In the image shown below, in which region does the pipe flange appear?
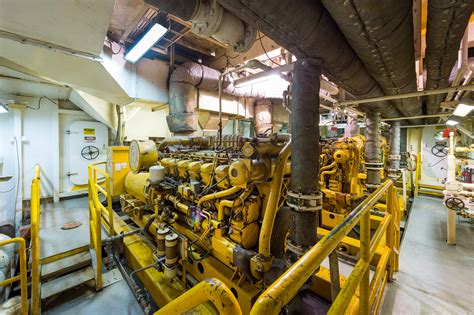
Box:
[366,162,384,171]
[191,0,224,37]
[388,155,401,161]
[287,191,322,212]
[285,238,308,257]
[366,183,381,189]
[233,24,257,53]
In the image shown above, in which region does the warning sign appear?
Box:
[84,128,96,142]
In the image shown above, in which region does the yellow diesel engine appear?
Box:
[119,135,291,313]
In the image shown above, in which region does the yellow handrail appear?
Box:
[0,238,28,315]
[250,179,400,315]
[30,165,41,314]
[88,162,114,290]
[155,278,242,315]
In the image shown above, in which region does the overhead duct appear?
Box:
[321,0,423,125]
[215,0,402,119]
[144,0,256,52]
[425,0,473,120]
[168,62,283,134]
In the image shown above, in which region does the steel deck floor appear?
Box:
[40,196,142,314]
[381,196,474,314]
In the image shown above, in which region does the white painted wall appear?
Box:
[0,95,58,227]
[124,107,171,141]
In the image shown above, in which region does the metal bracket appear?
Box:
[287,191,322,212]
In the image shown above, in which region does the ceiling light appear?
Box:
[234,63,293,88]
[125,23,167,63]
[446,119,459,126]
[453,103,473,117]
[0,103,8,114]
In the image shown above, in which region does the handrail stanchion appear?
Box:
[30,165,41,314]
[0,238,28,315]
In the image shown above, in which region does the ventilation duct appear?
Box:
[321,0,423,125]
[145,0,256,52]
[168,62,284,134]
[215,0,402,119]
[425,0,473,120]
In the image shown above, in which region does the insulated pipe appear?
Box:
[365,111,382,187]
[425,0,473,121]
[217,0,402,119]
[145,0,256,53]
[168,62,288,134]
[286,59,321,261]
[389,122,401,172]
[321,0,423,124]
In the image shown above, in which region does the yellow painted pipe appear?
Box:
[250,180,392,315]
[258,140,291,258]
[320,167,337,186]
[166,195,189,215]
[197,186,241,207]
[320,161,337,172]
[154,278,242,315]
[216,188,253,237]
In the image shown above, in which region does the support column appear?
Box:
[388,121,401,179]
[365,111,382,189]
[286,58,322,263]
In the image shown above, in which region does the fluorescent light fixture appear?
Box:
[0,103,8,114]
[453,103,473,117]
[446,119,459,126]
[234,63,293,87]
[125,23,167,63]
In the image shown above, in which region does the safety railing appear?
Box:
[0,238,28,315]
[30,165,41,314]
[251,179,400,315]
[88,162,114,290]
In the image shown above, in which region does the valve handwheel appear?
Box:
[431,143,447,157]
[444,197,465,212]
[81,145,100,160]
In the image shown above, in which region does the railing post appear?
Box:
[386,185,395,281]
[359,209,371,315]
[105,176,114,236]
[30,169,41,315]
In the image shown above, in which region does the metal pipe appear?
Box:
[155,278,242,315]
[365,111,382,186]
[286,58,321,262]
[321,0,423,123]
[425,0,473,119]
[197,186,241,207]
[258,140,291,258]
[389,121,401,176]
[217,0,402,119]
[382,113,450,121]
[336,84,474,106]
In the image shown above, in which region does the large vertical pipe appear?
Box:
[286,58,321,262]
[388,121,401,178]
[365,111,382,187]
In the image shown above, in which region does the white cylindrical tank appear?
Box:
[149,165,165,185]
